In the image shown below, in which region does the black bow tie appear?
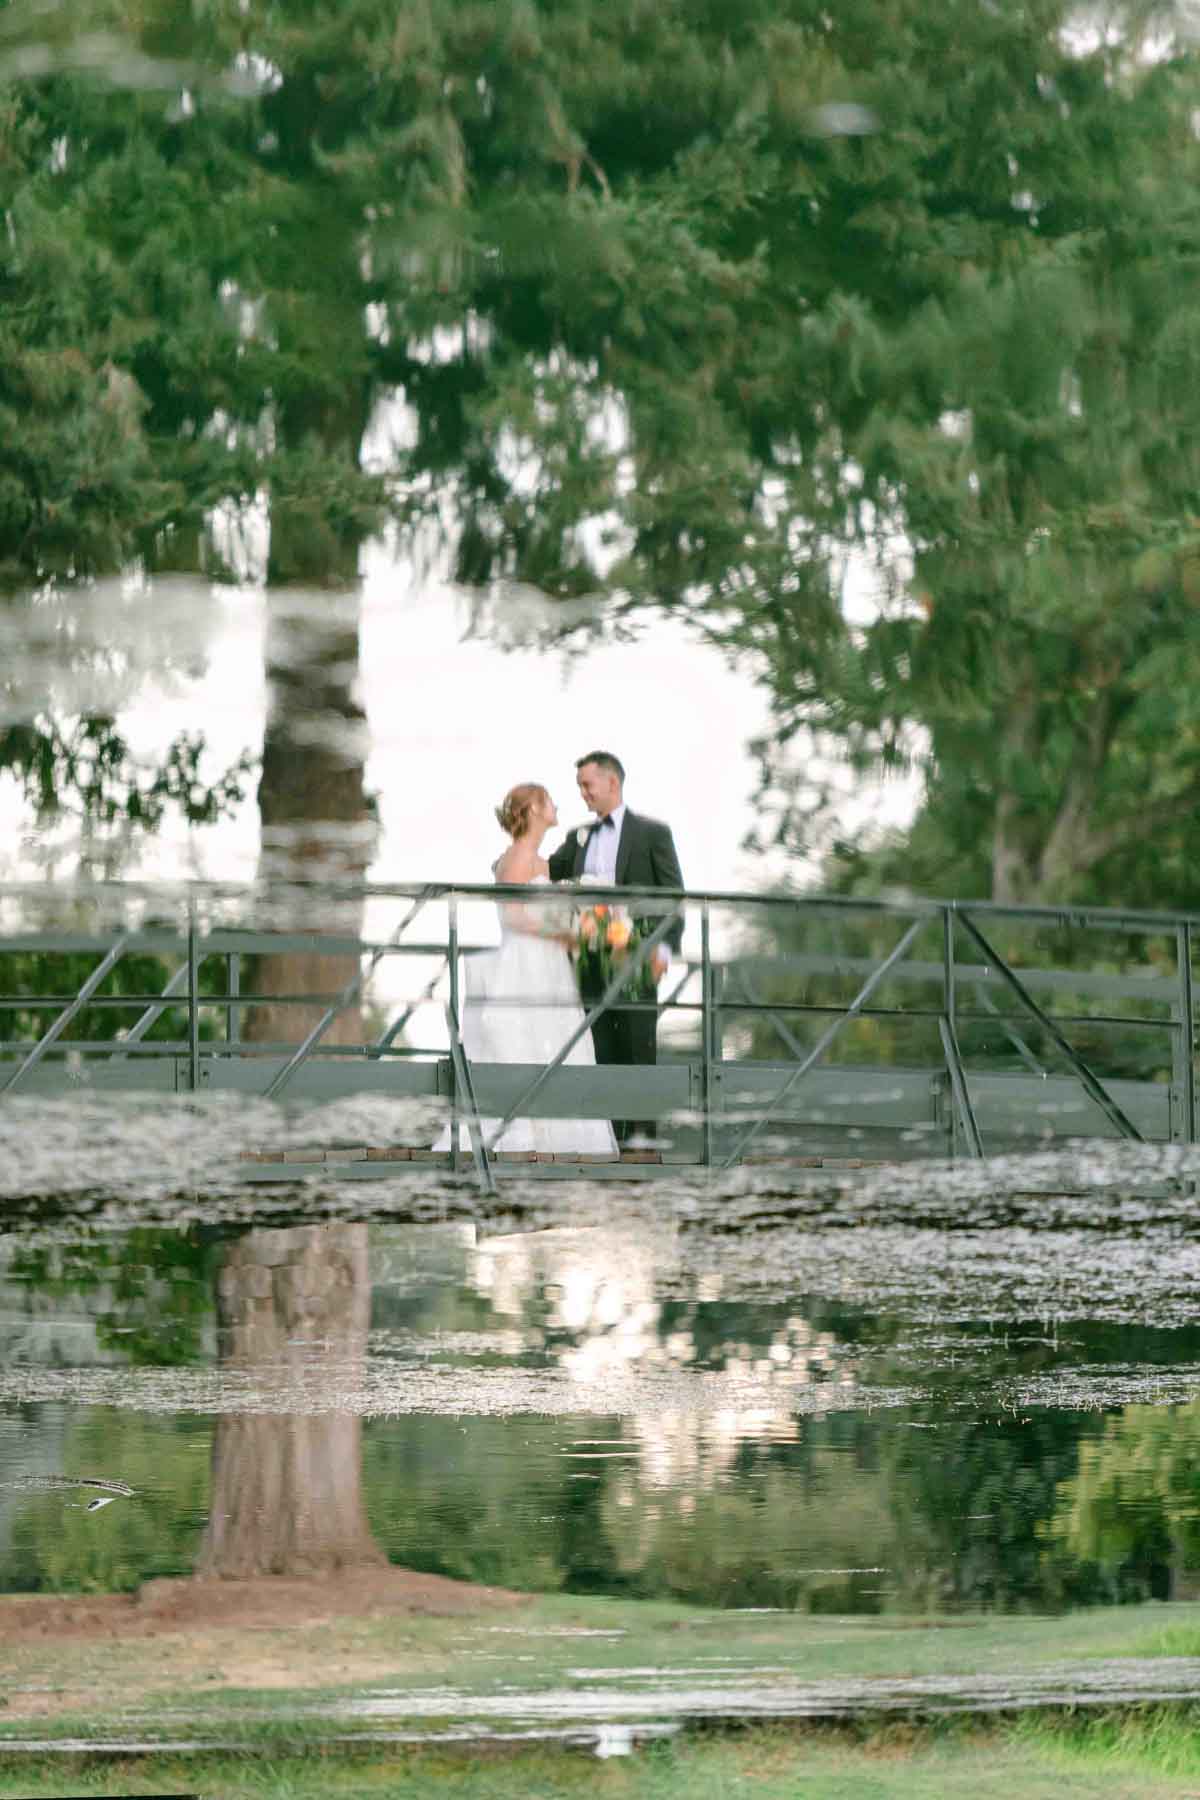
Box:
[588,815,616,833]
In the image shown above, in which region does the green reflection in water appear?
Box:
[1,1410,210,1594]
[6,1222,1200,1617]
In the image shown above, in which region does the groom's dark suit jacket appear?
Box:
[547,808,685,955]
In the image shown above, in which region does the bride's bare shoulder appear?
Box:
[494,844,537,884]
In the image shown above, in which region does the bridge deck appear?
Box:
[218,1059,1174,1182]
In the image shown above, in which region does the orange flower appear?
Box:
[579,912,598,942]
[593,904,609,918]
[606,917,632,950]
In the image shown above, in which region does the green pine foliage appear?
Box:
[6,1,1200,902]
[745,8,1200,905]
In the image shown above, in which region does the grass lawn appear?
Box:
[6,1590,1200,1740]
[6,1587,1200,1793]
[6,1717,1200,1800]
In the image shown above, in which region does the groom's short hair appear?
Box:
[576,750,625,783]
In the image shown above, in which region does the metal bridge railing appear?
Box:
[0,881,1194,1174]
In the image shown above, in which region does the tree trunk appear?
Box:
[244,378,375,1046]
[199,380,384,1580]
[197,1224,384,1577]
[990,786,1034,904]
[1034,690,1113,900]
[990,685,1037,904]
[243,587,374,1045]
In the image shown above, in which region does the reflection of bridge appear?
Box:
[1,882,1195,1191]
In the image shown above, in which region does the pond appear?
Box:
[5,1151,1200,1753]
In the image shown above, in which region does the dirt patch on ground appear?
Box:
[1,1565,528,1645]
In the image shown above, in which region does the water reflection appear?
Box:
[1050,1401,1200,1602]
[199,1224,383,1577]
[469,1224,851,1520]
[4,1213,1200,1635]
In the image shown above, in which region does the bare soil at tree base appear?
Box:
[0,1565,525,1645]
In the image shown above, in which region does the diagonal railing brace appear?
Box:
[730,966,812,1067]
[109,961,190,1058]
[720,920,924,1169]
[264,887,439,1100]
[955,911,1143,1142]
[4,936,132,1093]
[375,956,449,1054]
[971,981,1046,1076]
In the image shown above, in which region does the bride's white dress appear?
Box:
[433,877,618,1158]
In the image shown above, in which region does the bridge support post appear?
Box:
[1175,923,1195,1143]
[940,909,983,1158]
[939,1016,983,1160]
[701,901,714,1167]
[447,894,460,1163]
[228,951,240,1052]
[445,1005,495,1196]
[187,900,200,1092]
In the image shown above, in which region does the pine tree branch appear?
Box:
[1071,784,1200,872]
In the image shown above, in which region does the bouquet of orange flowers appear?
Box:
[574,900,658,997]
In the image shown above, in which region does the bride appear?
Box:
[433,783,619,1160]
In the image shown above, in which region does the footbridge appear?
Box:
[1,881,1195,1191]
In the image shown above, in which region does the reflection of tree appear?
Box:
[197,1225,384,1578]
[7,1229,216,1368]
[877,1409,1102,1614]
[363,1415,574,1594]
[464,1227,886,1606]
[600,1450,894,1612]
[1,1412,209,1595]
[461,1231,1160,1613]
[1048,1401,1200,1602]
[2,1224,383,1587]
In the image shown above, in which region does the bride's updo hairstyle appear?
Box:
[495,783,548,840]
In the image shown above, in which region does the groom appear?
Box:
[548,751,684,1146]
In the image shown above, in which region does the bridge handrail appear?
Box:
[0,941,1181,1006]
[0,876,1198,934]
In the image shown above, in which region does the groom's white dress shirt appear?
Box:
[583,802,669,970]
[583,803,625,881]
